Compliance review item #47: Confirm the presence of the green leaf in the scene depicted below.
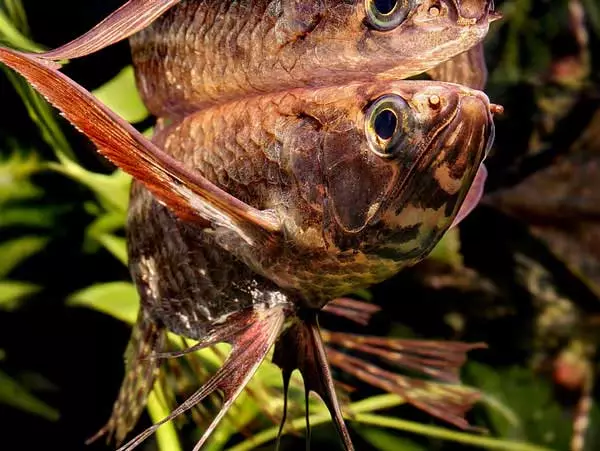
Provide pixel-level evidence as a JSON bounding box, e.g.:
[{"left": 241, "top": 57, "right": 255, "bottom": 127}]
[
  {"left": 0, "top": 369, "right": 59, "bottom": 421},
  {"left": 96, "top": 234, "right": 128, "bottom": 266},
  {"left": 47, "top": 162, "right": 131, "bottom": 214},
  {"left": 356, "top": 427, "right": 425, "bottom": 451},
  {"left": 0, "top": 205, "right": 60, "bottom": 229},
  {"left": 0, "top": 150, "right": 43, "bottom": 204},
  {"left": 0, "top": 9, "right": 43, "bottom": 52},
  {"left": 147, "top": 385, "right": 183, "bottom": 451},
  {"left": 428, "top": 227, "right": 463, "bottom": 267},
  {"left": 0, "top": 280, "right": 40, "bottom": 310},
  {"left": 92, "top": 66, "right": 149, "bottom": 124},
  {"left": 67, "top": 281, "right": 139, "bottom": 324},
  {"left": 84, "top": 209, "right": 128, "bottom": 264},
  {"left": 0, "top": 236, "right": 49, "bottom": 278},
  {"left": 467, "top": 362, "right": 572, "bottom": 449}
]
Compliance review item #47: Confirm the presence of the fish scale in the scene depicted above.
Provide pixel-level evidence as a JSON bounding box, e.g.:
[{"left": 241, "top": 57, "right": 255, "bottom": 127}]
[
  {"left": 0, "top": 1, "right": 501, "bottom": 449},
  {"left": 130, "top": 0, "right": 494, "bottom": 116}
]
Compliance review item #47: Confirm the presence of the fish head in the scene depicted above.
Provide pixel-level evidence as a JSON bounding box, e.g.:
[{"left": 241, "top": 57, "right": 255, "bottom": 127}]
[
  {"left": 309, "top": 80, "right": 495, "bottom": 260},
  {"left": 313, "top": 0, "right": 497, "bottom": 78}
]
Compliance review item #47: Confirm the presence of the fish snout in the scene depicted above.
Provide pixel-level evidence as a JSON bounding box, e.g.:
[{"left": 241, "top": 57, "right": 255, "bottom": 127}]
[{"left": 446, "top": 94, "right": 494, "bottom": 167}]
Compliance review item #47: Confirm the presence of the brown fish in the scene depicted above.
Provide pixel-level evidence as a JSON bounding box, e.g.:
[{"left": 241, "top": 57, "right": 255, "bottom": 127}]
[
  {"left": 0, "top": 45, "right": 496, "bottom": 449},
  {"left": 27, "top": 0, "right": 498, "bottom": 116}
]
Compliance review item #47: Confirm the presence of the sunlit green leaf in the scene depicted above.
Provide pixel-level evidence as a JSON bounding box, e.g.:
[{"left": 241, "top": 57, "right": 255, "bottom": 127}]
[
  {"left": 96, "top": 234, "right": 128, "bottom": 266},
  {"left": 0, "top": 150, "right": 43, "bottom": 204},
  {"left": 356, "top": 427, "right": 425, "bottom": 451},
  {"left": 92, "top": 66, "right": 149, "bottom": 124},
  {"left": 68, "top": 281, "right": 139, "bottom": 324},
  {"left": 47, "top": 161, "right": 131, "bottom": 214},
  {"left": 0, "top": 205, "right": 60, "bottom": 228},
  {"left": 0, "top": 9, "right": 43, "bottom": 52},
  {"left": 0, "top": 280, "right": 40, "bottom": 310},
  {"left": 0, "top": 236, "right": 49, "bottom": 278}
]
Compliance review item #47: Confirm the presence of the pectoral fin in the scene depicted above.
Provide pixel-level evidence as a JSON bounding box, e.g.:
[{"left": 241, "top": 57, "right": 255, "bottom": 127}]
[
  {"left": 34, "top": 0, "right": 181, "bottom": 62},
  {"left": 0, "top": 48, "right": 281, "bottom": 246},
  {"left": 451, "top": 164, "right": 488, "bottom": 229}
]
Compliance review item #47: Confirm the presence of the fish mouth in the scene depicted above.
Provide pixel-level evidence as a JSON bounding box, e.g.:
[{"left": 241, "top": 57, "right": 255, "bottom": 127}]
[
  {"left": 436, "top": 93, "right": 495, "bottom": 218},
  {"left": 395, "top": 92, "right": 494, "bottom": 215}
]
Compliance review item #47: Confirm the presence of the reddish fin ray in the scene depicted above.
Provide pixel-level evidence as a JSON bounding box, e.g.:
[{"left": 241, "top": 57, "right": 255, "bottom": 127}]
[
  {"left": 325, "top": 344, "right": 482, "bottom": 430},
  {"left": 322, "top": 298, "right": 382, "bottom": 326},
  {"left": 0, "top": 47, "right": 281, "bottom": 247},
  {"left": 115, "top": 306, "right": 285, "bottom": 451},
  {"left": 323, "top": 331, "right": 486, "bottom": 383}
]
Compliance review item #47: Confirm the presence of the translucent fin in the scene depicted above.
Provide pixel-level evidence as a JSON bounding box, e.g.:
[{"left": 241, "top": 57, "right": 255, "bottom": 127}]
[
  {"left": 451, "top": 164, "right": 488, "bottom": 229},
  {"left": 325, "top": 335, "right": 484, "bottom": 430},
  {"left": 322, "top": 298, "right": 381, "bottom": 326},
  {"left": 115, "top": 306, "right": 285, "bottom": 451},
  {"left": 323, "top": 331, "right": 486, "bottom": 384},
  {"left": 35, "top": 0, "right": 182, "bottom": 61},
  {"left": 273, "top": 312, "right": 355, "bottom": 451},
  {"left": 87, "top": 309, "right": 165, "bottom": 445}
]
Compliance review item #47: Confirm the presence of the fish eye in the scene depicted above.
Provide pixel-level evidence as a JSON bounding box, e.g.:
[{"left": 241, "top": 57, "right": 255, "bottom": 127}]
[
  {"left": 365, "top": 0, "right": 413, "bottom": 31},
  {"left": 365, "top": 94, "right": 410, "bottom": 158}
]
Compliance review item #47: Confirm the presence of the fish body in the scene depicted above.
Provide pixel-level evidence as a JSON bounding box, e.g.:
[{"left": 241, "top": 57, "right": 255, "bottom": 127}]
[
  {"left": 130, "top": 0, "right": 496, "bottom": 116},
  {"left": 128, "top": 81, "right": 494, "bottom": 336}
]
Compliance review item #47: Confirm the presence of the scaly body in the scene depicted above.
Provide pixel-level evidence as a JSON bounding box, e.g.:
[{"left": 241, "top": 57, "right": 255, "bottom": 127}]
[{"left": 130, "top": 0, "right": 496, "bottom": 115}]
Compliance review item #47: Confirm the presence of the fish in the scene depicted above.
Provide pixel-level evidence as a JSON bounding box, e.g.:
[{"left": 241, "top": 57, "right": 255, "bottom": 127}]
[
  {"left": 0, "top": 45, "right": 497, "bottom": 449},
  {"left": 24, "top": 0, "right": 499, "bottom": 116},
  {"left": 0, "top": 1, "right": 501, "bottom": 449}
]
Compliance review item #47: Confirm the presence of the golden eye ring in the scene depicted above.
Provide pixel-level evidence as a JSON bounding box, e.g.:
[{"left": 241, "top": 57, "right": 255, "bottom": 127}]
[
  {"left": 365, "top": 94, "right": 410, "bottom": 158},
  {"left": 365, "top": 0, "right": 414, "bottom": 31}
]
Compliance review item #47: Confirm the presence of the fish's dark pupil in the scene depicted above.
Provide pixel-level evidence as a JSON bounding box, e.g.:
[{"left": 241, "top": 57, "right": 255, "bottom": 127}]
[
  {"left": 374, "top": 0, "right": 398, "bottom": 14},
  {"left": 374, "top": 109, "right": 397, "bottom": 140}
]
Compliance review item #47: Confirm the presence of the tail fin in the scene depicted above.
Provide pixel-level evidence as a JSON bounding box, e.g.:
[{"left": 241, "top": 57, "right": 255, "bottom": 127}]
[
  {"left": 273, "top": 312, "right": 355, "bottom": 451},
  {"left": 323, "top": 332, "right": 485, "bottom": 430},
  {"left": 88, "top": 309, "right": 165, "bottom": 445},
  {"left": 115, "top": 306, "right": 285, "bottom": 451}
]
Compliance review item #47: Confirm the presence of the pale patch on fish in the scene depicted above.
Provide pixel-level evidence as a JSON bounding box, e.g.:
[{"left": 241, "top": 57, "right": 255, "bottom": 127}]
[{"left": 434, "top": 164, "right": 463, "bottom": 195}]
